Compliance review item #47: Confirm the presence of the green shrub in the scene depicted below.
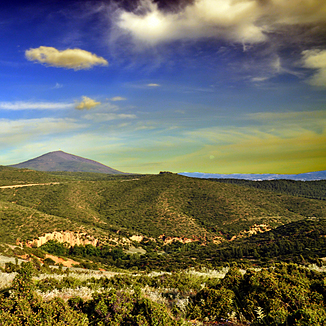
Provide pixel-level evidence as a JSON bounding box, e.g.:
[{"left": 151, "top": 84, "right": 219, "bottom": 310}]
[
  {"left": 187, "top": 286, "right": 235, "bottom": 321},
  {"left": 44, "top": 257, "right": 56, "bottom": 265},
  {"left": 81, "top": 289, "right": 179, "bottom": 326},
  {"left": 0, "top": 262, "right": 88, "bottom": 325}
]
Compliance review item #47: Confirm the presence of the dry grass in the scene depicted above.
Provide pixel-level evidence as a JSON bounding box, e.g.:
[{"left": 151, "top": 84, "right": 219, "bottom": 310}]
[{"left": 36, "top": 286, "right": 104, "bottom": 301}]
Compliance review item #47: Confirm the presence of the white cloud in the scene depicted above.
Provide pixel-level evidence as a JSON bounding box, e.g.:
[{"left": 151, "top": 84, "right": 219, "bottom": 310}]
[
  {"left": 147, "top": 83, "right": 160, "bottom": 87},
  {"left": 25, "top": 46, "right": 108, "bottom": 70},
  {"left": 75, "top": 96, "right": 101, "bottom": 110},
  {"left": 116, "top": 0, "right": 326, "bottom": 46},
  {"left": 110, "top": 96, "right": 127, "bottom": 101},
  {"left": 302, "top": 49, "right": 326, "bottom": 87},
  {"left": 83, "top": 113, "right": 136, "bottom": 121},
  {"left": 0, "top": 101, "right": 73, "bottom": 110},
  {"left": 117, "top": 0, "right": 266, "bottom": 45}
]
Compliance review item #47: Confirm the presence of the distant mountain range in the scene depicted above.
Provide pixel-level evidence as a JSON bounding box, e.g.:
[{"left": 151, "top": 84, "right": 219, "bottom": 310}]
[
  {"left": 9, "top": 150, "right": 125, "bottom": 174},
  {"left": 179, "top": 170, "right": 326, "bottom": 181}
]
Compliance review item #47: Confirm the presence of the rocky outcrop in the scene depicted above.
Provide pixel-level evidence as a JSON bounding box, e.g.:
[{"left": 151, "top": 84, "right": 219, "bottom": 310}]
[
  {"left": 230, "top": 224, "right": 271, "bottom": 241},
  {"left": 130, "top": 235, "right": 144, "bottom": 242},
  {"left": 159, "top": 235, "right": 201, "bottom": 245},
  {"left": 22, "top": 231, "right": 99, "bottom": 248}
]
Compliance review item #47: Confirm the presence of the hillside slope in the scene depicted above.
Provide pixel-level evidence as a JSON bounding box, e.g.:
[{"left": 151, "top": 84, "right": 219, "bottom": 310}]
[
  {"left": 0, "top": 172, "right": 326, "bottom": 245},
  {"left": 0, "top": 166, "right": 62, "bottom": 186},
  {"left": 211, "top": 179, "right": 326, "bottom": 201},
  {"left": 9, "top": 150, "right": 125, "bottom": 174}
]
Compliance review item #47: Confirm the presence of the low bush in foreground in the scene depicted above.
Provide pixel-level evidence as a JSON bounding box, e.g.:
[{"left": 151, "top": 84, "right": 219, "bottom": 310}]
[{"left": 1, "top": 261, "right": 326, "bottom": 325}]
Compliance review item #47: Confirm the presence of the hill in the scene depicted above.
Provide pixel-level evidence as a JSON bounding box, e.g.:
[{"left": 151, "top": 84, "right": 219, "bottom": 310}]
[
  {"left": 0, "top": 172, "right": 326, "bottom": 248},
  {"left": 211, "top": 178, "right": 326, "bottom": 201},
  {"left": 0, "top": 166, "right": 61, "bottom": 186},
  {"left": 9, "top": 150, "right": 125, "bottom": 174}
]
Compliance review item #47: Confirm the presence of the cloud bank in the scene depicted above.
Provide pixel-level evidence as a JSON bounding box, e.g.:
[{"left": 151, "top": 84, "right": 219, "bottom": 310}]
[
  {"left": 116, "top": 0, "right": 326, "bottom": 45},
  {"left": 75, "top": 96, "right": 101, "bottom": 110},
  {"left": 0, "top": 101, "right": 72, "bottom": 110},
  {"left": 25, "top": 46, "right": 108, "bottom": 70},
  {"left": 84, "top": 113, "right": 136, "bottom": 122}
]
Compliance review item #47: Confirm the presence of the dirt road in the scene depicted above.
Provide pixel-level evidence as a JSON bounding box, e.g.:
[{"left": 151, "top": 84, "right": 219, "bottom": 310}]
[{"left": 0, "top": 182, "right": 60, "bottom": 189}]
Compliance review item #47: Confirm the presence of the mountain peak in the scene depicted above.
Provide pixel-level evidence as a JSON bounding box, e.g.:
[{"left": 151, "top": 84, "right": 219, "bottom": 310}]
[{"left": 9, "top": 151, "right": 125, "bottom": 174}]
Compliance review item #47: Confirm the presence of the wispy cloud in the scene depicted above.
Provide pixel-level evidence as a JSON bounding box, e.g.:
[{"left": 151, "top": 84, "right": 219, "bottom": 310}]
[
  {"left": 178, "top": 120, "right": 326, "bottom": 174},
  {"left": 52, "top": 83, "right": 63, "bottom": 89},
  {"left": 245, "top": 110, "right": 326, "bottom": 134},
  {"left": 0, "top": 118, "right": 84, "bottom": 145},
  {"left": 246, "top": 110, "right": 326, "bottom": 122},
  {"left": 25, "top": 46, "right": 108, "bottom": 70},
  {"left": 251, "top": 77, "right": 269, "bottom": 82},
  {"left": 0, "top": 101, "right": 73, "bottom": 110},
  {"left": 181, "top": 130, "right": 326, "bottom": 174},
  {"left": 147, "top": 83, "right": 160, "bottom": 87},
  {"left": 75, "top": 96, "right": 101, "bottom": 110}
]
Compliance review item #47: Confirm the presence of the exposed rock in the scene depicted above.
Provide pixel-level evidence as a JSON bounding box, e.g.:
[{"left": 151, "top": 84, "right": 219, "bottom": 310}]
[
  {"left": 213, "top": 236, "right": 225, "bottom": 245},
  {"left": 130, "top": 235, "right": 144, "bottom": 242},
  {"left": 44, "top": 254, "right": 80, "bottom": 267},
  {"left": 21, "top": 231, "right": 99, "bottom": 248},
  {"left": 159, "top": 235, "right": 200, "bottom": 245},
  {"left": 230, "top": 224, "right": 271, "bottom": 241}
]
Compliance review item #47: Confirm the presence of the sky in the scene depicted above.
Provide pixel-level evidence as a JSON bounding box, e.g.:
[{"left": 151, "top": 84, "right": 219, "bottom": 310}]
[{"left": 1, "top": 0, "right": 326, "bottom": 174}]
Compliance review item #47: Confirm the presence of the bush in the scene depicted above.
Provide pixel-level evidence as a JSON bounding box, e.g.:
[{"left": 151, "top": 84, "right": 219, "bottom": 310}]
[
  {"left": 82, "top": 289, "right": 179, "bottom": 326},
  {"left": 0, "top": 262, "right": 89, "bottom": 325},
  {"left": 187, "top": 287, "right": 235, "bottom": 321},
  {"left": 44, "top": 257, "right": 56, "bottom": 265}
]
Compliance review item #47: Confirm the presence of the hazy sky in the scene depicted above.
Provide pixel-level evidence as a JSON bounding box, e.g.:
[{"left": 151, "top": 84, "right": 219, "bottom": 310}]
[{"left": 1, "top": 0, "right": 326, "bottom": 174}]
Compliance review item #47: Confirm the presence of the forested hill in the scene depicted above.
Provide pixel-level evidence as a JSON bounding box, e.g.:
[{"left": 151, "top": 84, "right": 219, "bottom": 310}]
[
  {"left": 1, "top": 171, "right": 326, "bottom": 245},
  {"left": 0, "top": 166, "right": 62, "bottom": 186},
  {"left": 181, "top": 218, "right": 326, "bottom": 266},
  {"left": 210, "top": 178, "right": 326, "bottom": 201}
]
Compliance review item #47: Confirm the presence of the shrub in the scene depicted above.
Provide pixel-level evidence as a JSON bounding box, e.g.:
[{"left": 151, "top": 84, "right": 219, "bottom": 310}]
[
  {"left": 0, "top": 262, "right": 89, "bottom": 325},
  {"left": 187, "top": 286, "right": 235, "bottom": 321},
  {"left": 81, "top": 289, "right": 179, "bottom": 326}
]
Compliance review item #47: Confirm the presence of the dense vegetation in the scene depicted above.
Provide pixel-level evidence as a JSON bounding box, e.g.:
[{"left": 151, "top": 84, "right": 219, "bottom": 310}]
[
  {"left": 35, "top": 218, "right": 326, "bottom": 272},
  {"left": 212, "top": 178, "right": 326, "bottom": 201},
  {"left": 0, "top": 166, "right": 61, "bottom": 186},
  {"left": 1, "top": 168, "right": 326, "bottom": 324},
  {"left": 1, "top": 260, "right": 326, "bottom": 325},
  {"left": 1, "top": 171, "right": 326, "bottom": 244},
  {"left": 48, "top": 171, "right": 147, "bottom": 181}
]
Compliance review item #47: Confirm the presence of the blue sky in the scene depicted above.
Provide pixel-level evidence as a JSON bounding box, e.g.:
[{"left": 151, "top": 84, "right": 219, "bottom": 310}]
[{"left": 1, "top": 0, "right": 326, "bottom": 174}]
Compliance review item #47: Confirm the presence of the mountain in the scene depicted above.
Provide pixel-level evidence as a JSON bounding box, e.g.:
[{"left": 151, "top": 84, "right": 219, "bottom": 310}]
[
  {"left": 9, "top": 150, "right": 125, "bottom": 174},
  {"left": 179, "top": 170, "right": 326, "bottom": 181}
]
